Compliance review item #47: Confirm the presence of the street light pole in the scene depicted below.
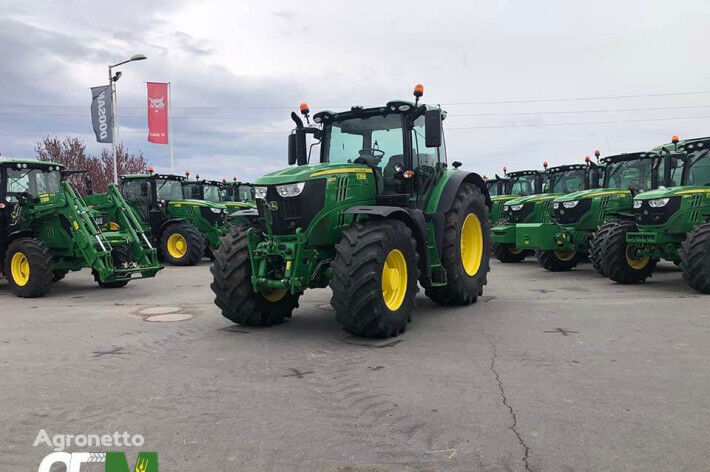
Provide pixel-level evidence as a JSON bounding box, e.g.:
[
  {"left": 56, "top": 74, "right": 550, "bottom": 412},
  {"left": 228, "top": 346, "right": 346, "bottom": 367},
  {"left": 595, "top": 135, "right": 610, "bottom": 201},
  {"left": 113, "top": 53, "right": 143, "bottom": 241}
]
[{"left": 108, "top": 54, "right": 147, "bottom": 184}]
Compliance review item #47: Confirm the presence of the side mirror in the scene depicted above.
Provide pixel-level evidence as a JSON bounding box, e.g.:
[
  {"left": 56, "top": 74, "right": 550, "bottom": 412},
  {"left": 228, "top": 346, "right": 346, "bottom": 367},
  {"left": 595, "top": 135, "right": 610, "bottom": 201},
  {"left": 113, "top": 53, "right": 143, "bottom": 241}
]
[
  {"left": 425, "top": 109, "right": 442, "bottom": 148},
  {"left": 288, "top": 129, "right": 308, "bottom": 166},
  {"left": 140, "top": 181, "right": 149, "bottom": 197}
]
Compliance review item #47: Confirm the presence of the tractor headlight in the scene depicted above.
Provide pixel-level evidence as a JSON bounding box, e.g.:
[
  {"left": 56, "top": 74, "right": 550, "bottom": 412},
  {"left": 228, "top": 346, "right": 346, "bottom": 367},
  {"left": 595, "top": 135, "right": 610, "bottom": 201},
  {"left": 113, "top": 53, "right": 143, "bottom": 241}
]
[
  {"left": 633, "top": 200, "right": 642, "bottom": 209},
  {"left": 553, "top": 202, "right": 560, "bottom": 209},
  {"left": 254, "top": 186, "right": 268, "bottom": 199},
  {"left": 648, "top": 198, "right": 670, "bottom": 208},
  {"left": 209, "top": 207, "right": 223, "bottom": 214},
  {"left": 562, "top": 200, "right": 579, "bottom": 209},
  {"left": 276, "top": 182, "right": 305, "bottom": 198},
  {"left": 509, "top": 204, "right": 524, "bottom": 211}
]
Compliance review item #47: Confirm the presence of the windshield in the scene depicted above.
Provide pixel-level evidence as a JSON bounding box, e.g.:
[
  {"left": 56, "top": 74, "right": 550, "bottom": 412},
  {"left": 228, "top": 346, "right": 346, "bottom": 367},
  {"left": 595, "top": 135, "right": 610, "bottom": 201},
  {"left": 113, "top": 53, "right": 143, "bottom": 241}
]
[
  {"left": 203, "top": 184, "right": 221, "bottom": 202},
  {"left": 156, "top": 179, "right": 184, "bottom": 201},
  {"left": 322, "top": 114, "right": 404, "bottom": 172},
  {"left": 549, "top": 169, "right": 586, "bottom": 193},
  {"left": 238, "top": 185, "right": 254, "bottom": 202},
  {"left": 510, "top": 175, "right": 537, "bottom": 196},
  {"left": 685, "top": 151, "right": 710, "bottom": 186},
  {"left": 604, "top": 159, "right": 654, "bottom": 191},
  {"left": 486, "top": 181, "right": 499, "bottom": 196},
  {"left": 6, "top": 168, "right": 61, "bottom": 201}
]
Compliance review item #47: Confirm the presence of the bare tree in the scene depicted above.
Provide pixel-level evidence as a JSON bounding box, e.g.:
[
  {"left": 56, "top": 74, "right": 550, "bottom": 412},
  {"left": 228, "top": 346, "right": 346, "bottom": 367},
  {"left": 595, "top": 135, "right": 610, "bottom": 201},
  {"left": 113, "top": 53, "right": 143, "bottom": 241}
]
[{"left": 35, "top": 137, "right": 150, "bottom": 194}]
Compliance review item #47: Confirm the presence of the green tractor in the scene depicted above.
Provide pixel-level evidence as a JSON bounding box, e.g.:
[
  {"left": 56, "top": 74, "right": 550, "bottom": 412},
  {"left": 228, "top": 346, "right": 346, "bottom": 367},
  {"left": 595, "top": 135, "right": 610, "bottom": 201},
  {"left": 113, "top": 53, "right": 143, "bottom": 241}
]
[
  {"left": 0, "top": 159, "right": 161, "bottom": 297},
  {"left": 120, "top": 170, "right": 229, "bottom": 266},
  {"left": 210, "top": 87, "right": 492, "bottom": 338},
  {"left": 182, "top": 174, "right": 256, "bottom": 226},
  {"left": 489, "top": 168, "right": 544, "bottom": 225},
  {"left": 548, "top": 149, "right": 666, "bottom": 274},
  {"left": 219, "top": 178, "right": 256, "bottom": 212},
  {"left": 491, "top": 161, "right": 600, "bottom": 266},
  {"left": 599, "top": 136, "right": 710, "bottom": 291}
]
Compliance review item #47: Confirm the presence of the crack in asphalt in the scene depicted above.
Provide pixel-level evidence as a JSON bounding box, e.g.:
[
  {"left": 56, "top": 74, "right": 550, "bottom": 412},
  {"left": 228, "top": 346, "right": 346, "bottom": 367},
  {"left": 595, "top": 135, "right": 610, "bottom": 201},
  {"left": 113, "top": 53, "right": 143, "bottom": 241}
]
[{"left": 488, "top": 338, "right": 532, "bottom": 472}]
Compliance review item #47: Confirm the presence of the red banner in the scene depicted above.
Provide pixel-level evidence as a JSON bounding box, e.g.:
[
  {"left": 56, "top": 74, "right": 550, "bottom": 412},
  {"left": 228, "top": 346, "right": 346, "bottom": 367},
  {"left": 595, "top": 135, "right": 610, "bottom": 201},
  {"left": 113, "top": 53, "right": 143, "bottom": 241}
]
[{"left": 147, "top": 82, "right": 169, "bottom": 144}]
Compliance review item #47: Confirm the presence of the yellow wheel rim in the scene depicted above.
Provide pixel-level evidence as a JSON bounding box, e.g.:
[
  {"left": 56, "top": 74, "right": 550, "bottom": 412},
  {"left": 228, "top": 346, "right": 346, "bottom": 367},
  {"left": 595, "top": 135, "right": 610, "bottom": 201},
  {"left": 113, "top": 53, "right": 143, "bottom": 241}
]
[
  {"left": 260, "top": 287, "right": 288, "bottom": 303},
  {"left": 626, "top": 245, "right": 649, "bottom": 270},
  {"left": 10, "top": 252, "right": 30, "bottom": 287},
  {"left": 166, "top": 233, "right": 188, "bottom": 259},
  {"left": 554, "top": 250, "right": 576, "bottom": 262},
  {"left": 382, "top": 249, "right": 408, "bottom": 311},
  {"left": 509, "top": 246, "right": 523, "bottom": 255},
  {"left": 461, "top": 213, "right": 484, "bottom": 276}
]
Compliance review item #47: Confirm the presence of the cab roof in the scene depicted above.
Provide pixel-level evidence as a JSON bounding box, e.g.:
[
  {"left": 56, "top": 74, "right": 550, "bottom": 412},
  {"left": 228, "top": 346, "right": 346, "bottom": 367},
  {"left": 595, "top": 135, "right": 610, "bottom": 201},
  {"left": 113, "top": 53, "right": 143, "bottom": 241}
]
[
  {"left": 122, "top": 173, "right": 185, "bottom": 181},
  {"left": 546, "top": 164, "right": 589, "bottom": 173},
  {"left": 506, "top": 169, "right": 540, "bottom": 178},
  {"left": 600, "top": 151, "right": 658, "bottom": 164},
  {"left": 0, "top": 158, "right": 64, "bottom": 168},
  {"left": 313, "top": 102, "right": 446, "bottom": 125}
]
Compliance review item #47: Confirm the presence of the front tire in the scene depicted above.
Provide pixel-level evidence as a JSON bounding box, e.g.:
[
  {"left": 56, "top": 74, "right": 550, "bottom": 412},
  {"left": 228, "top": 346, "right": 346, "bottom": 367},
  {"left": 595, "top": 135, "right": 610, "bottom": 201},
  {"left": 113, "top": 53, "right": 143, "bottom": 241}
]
[
  {"left": 681, "top": 223, "right": 710, "bottom": 293},
  {"left": 589, "top": 221, "right": 618, "bottom": 276},
  {"left": 599, "top": 220, "right": 657, "bottom": 284},
  {"left": 538, "top": 249, "right": 579, "bottom": 272},
  {"left": 211, "top": 226, "right": 300, "bottom": 326},
  {"left": 330, "top": 220, "right": 419, "bottom": 338},
  {"left": 4, "top": 238, "right": 53, "bottom": 298},
  {"left": 161, "top": 222, "right": 205, "bottom": 266},
  {"left": 492, "top": 217, "right": 526, "bottom": 263},
  {"left": 425, "top": 183, "right": 490, "bottom": 305}
]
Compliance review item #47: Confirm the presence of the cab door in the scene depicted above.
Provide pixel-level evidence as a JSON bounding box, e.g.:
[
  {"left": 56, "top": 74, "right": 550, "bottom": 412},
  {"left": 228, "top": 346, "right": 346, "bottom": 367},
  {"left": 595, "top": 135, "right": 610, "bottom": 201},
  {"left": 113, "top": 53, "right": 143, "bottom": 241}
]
[{"left": 411, "top": 114, "right": 445, "bottom": 209}]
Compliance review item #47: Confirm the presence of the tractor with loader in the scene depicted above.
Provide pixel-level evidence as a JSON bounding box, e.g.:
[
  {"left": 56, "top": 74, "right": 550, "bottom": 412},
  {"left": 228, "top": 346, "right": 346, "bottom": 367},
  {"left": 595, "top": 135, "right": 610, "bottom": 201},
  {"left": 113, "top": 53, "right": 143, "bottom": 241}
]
[
  {"left": 0, "top": 159, "right": 161, "bottom": 297},
  {"left": 210, "top": 86, "right": 492, "bottom": 338},
  {"left": 598, "top": 136, "right": 710, "bottom": 292},
  {"left": 120, "top": 170, "right": 229, "bottom": 266},
  {"left": 491, "top": 160, "right": 601, "bottom": 267}
]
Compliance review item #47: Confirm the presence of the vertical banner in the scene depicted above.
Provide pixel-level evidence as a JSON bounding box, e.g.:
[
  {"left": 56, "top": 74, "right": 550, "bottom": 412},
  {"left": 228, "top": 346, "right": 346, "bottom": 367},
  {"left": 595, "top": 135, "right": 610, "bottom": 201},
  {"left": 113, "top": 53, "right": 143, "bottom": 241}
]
[
  {"left": 147, "top": 82, "right": 169, "bottom": 144},
  {"left": 90, "top": 85, "right": 113, "bottom": 143}
]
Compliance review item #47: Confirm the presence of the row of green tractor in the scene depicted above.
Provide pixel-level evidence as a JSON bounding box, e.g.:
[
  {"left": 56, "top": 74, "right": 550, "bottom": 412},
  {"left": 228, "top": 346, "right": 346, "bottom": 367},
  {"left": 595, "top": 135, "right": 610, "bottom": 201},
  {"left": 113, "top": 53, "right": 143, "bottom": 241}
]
[
  {"left": 0, "top": 160, "right": 255, "bottom": 297},
  {"left": 486, "top": 135, "right": 710, "bottom": 293}
]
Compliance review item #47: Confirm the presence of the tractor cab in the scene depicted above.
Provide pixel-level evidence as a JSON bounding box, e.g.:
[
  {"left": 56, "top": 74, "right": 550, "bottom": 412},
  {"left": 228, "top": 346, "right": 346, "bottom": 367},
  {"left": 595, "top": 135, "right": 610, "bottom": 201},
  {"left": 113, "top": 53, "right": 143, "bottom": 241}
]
[
  {"left": 504, "top": 170, "right": 543, "bottom": 196},
  {"left": 221, "top": 180, "right": 255, "bottom": 204},
  {"left": 183, "top": 177, "right": 222, "bottom": 203}
]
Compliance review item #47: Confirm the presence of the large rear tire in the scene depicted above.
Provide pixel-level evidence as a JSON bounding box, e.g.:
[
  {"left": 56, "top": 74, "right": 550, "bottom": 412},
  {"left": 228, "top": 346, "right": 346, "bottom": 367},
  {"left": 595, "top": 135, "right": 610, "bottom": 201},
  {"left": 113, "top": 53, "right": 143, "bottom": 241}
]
[
  {"left": 4, "top": 238, "right": 53, "bottom": 298},
  {"left": 211, "top": 226, "right": 300, "bottom": 326},
  {"left": 425, "top": 183, "right": 490, "bottom": 305},
  {"left": 599, "top": 220, "right": 657, "bottom": 284},
  {"left": 681, "top": 223, "right": 710, "bottom": 293},
  {"left": 161, "top": 222, "right": 205, "bottom": 266},
  {"left": 538, "top": 249, "right": 579, "bottom": 272},
  {"left": 331, "top": 220, "right": 419, "bottom": 338}
]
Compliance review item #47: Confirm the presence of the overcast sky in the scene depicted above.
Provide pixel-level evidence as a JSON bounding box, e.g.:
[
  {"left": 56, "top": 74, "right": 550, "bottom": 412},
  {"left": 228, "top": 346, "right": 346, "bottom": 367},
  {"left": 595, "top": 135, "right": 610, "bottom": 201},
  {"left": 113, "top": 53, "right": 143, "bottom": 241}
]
[{"left": 2, "top": 0, "right": 710, "bottom": 181}]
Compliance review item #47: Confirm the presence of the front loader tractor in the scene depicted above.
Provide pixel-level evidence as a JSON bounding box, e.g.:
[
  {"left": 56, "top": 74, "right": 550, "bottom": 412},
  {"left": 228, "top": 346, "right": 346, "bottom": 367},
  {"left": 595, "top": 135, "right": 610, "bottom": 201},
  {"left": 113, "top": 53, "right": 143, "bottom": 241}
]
[
  {"left": 599, "top": 136, "right": 710, "bottom": 291},
  {"left": 491, "top": 161, "right": 601, "bottom": 267},
  {"left": 211, "top": 86, "right": 492, "bottom": 338},
  {"left": 120, "top": 170, "right": 229, "bottom": 266},
  {"left": 0, "top": 159, "right": 161, "bottom": 297}
]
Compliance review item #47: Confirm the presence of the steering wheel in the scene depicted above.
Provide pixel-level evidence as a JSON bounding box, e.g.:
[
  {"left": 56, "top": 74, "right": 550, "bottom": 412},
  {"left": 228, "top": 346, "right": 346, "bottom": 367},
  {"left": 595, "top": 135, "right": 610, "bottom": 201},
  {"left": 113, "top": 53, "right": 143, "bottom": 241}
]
[{"left": 354, "top": 148, "right": 385, "bottom": 166}]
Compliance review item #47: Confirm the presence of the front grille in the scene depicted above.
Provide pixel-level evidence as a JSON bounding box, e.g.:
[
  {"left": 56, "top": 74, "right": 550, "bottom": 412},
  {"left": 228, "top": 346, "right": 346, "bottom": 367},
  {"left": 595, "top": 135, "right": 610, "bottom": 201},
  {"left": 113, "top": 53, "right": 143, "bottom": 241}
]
[
  {"left": 257, "top": 179, "right": 326, "bottom": 235},
  {"left": 554, "top": 199, "right": 592, "bottom": 224},
  {"left": 634, "top": 196, "right": 681, "bottom": 225},
  {"left": 506, "top": 202, "right": 535, "bottom": 223},
  {"left": 200, "top": 206, "right": 227, "bottom": 226}
]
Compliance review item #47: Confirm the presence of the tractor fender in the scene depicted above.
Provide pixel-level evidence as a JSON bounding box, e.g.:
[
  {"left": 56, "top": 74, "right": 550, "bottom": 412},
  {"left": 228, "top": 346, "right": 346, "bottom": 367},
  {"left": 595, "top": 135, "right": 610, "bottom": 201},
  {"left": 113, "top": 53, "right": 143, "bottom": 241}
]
[
  {"left": 343, "top": 206, "right": 431, "bottom": 280},
  {"left": 159, "top": 218, "right": 187, "bottom": 235},
  {"left": 435, "top": 171, "right": 492, "bottom": 214}
]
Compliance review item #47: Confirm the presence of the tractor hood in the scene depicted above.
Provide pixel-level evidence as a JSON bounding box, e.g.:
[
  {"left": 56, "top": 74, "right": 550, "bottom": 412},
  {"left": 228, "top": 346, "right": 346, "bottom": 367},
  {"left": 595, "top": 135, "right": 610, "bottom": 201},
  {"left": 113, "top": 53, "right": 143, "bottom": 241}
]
[
  {"left": 505, "top": 193, "right": 561, "bottom": 205},
  {"left": 555, "top": 188, "right": 630, "bottom": 202},
  {"left": 168, "top": 199, "right": 227, "bottom": 209},
  {"left": 634, "top": 186, "right": 708, "bottom": 200},
  {"left": 255, "top": 163, "right": 372, "bottom": 185}
]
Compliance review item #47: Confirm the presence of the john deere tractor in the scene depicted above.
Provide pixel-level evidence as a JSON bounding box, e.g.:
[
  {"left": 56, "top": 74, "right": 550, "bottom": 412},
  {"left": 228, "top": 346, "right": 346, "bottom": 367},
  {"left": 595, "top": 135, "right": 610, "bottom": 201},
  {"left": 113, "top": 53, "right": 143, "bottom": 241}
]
[
  {"left": 491, "top": 161, "right": 600, "bottom": 266},
  {"left": 599, "top": 136, "right": 710, "bottom": 291},
  {"left": 182, "top": 174, "right": 223, "bottom": 203},
  {"left": 211, "top": 86, "right": 492, "bottom": 338},
  {"left": 488, "top": 168, "right": 544, "bottom": 225},
  {"left": 0, "top": 159, "right": 161, "bottom": 297},
  {"left": 120, "top": 170, "right": 229, "bottom": 266},
  {"left": 219, "top": 178, "right": 256, "bottom": 212}
]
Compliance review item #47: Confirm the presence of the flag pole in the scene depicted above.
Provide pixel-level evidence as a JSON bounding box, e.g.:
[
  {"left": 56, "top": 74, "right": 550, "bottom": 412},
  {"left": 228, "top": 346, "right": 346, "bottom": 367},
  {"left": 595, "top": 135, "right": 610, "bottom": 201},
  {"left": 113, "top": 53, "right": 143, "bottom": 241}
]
[
  {"left": 109, "top": 65, "right": 119, "bottom": 184},
  {"left": 168, "top": 82, "right": 175, "bottom": 173}
]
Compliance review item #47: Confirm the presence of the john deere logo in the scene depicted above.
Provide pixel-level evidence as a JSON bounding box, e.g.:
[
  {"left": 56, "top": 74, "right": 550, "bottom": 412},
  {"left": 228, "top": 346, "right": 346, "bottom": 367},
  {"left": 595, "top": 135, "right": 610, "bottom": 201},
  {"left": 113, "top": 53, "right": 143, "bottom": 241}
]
[
  {"left": 268, "top": 201, "right": 279, "bottom": 211},
  {"left": 38, "top": 451, "right": 158, "bottom": 472}
]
